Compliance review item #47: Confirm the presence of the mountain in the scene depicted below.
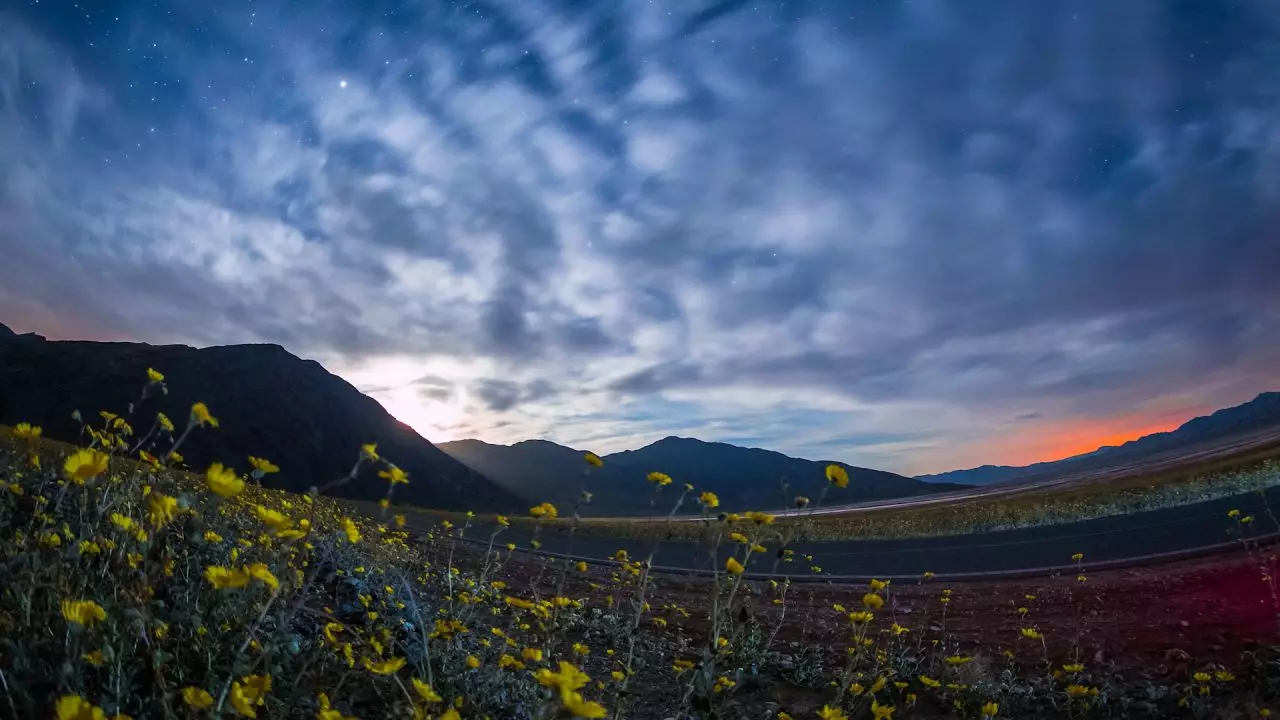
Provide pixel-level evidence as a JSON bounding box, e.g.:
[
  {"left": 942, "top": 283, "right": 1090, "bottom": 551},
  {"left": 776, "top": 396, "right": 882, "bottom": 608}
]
[
  {"left": 917, "top": 391, "right": 1280, "bottom": 486},
  {"left": 439, "top": 436, "right": 967, "bottom": 515},
  {"left": 0, "top": 327, "right": 523, "bottom": 512}
]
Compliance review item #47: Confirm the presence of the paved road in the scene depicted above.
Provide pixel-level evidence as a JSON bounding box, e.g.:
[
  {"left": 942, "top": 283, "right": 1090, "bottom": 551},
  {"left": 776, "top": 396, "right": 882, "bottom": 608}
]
[{"left": 456, "top": 485, "right": 1280, "bottom": 579}]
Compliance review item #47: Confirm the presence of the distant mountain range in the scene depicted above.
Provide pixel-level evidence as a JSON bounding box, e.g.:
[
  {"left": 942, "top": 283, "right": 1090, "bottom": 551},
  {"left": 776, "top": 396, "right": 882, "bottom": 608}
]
[
  {"left": 916, "top": 391, "right": 1280, "bottom": 486},
  {"left": 0, "top": 321, "right": 522, "bottom": 512},
  {"left": 439, "top": 436, "right": 968, "bottom": 515}
]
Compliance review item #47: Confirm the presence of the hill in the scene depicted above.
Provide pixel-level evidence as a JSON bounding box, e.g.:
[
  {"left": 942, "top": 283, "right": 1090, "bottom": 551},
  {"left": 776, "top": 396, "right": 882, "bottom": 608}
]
[
  {"left": 439, "top": 435, "right": 966, "bottom": 515},
  {"left": 0, "top": 322, "right": 523, "bottom": 512},
  {"left": 917, "top": 391, "right": 1280, "bottom": 486}
]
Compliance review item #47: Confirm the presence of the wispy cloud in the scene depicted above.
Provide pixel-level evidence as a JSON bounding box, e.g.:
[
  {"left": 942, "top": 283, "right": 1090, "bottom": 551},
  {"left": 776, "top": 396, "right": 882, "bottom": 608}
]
[{"left": 2, "top": 1, "right": 1279, "bottom": 474}]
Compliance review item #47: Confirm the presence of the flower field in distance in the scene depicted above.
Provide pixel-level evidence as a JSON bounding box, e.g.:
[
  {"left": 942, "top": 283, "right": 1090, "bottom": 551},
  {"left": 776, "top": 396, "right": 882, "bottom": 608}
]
[{"left": 2, "top": 368, "right": 1279, "bottom": 718}]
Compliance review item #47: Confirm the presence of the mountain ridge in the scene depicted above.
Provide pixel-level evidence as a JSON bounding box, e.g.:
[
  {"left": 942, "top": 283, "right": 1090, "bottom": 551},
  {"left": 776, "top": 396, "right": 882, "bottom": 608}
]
[
  {"left": 440, "top": 435, "right": 967, "bottom": 515},
  {"left": 916, "top": 391, "right": 1280, "bottom": 486},
  {"left": 0, "top": 327, "right": 524, "bottom": 512}
]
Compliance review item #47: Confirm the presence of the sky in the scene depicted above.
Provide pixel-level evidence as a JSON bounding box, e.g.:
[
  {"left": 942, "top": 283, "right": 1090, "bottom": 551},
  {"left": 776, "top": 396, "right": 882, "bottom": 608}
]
[{"left": 2, "top": 1, "right": 1279, "bottom": 476}]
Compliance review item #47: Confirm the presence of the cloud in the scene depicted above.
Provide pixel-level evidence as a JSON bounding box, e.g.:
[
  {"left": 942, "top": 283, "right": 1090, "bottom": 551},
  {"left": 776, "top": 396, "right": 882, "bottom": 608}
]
[{"left": 2, "top": 1, "right": 1280, "bottom": 475}]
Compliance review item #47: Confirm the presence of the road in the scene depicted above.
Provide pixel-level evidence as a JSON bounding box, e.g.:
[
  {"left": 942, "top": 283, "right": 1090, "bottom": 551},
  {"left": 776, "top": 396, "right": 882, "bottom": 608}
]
[{"left": 456, "top": 485, "right": 1280, "bottom": 580}]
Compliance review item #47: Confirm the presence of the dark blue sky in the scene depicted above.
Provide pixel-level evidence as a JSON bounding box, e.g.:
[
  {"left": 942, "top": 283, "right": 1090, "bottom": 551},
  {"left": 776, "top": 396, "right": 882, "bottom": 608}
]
[{"left": 2, "top": 0, "right": 1278, "bottom": 474}]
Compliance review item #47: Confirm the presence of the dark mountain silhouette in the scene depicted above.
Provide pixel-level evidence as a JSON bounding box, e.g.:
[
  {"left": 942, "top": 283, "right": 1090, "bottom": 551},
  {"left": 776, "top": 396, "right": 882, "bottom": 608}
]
[
  {"left": 0, "top": 326, "right": 523, "bottom": 512},
  {"left": 917, "top": 391, "right": 1280, "bottom": 486},
  {"left": 439, "top": 435, "right": 967, "bottom": 515}
]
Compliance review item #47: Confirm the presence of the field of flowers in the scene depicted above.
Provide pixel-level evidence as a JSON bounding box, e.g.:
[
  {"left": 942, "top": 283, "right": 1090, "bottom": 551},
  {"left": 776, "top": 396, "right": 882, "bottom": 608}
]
[{"left": 2, "top": 368, "right": 1280, "bottom": 719}]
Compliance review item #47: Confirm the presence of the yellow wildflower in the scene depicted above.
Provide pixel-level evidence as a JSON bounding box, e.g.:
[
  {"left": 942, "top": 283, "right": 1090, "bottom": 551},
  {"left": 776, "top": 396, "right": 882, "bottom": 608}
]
[
  {"left": 583, "top": 451, "right": 603, "bottom": 467},
  {"left": 341, "top": 518, "right": 361, "bottom": 543},
  {"left": 61, "top": 599, "right": 106, "bottom": 627},
  {"left": 205, "top": 463, "right": 245, "bottom": 498},
  {"left": 146, "top": 367, "right": 165, "bottom": 383},
  {"left": 817, "top": 705, "right": 848, "bottom": 720},
  {"left": 255, "top": 506, "right": 293, "bottom": 534},
  {"left": 247, "top": 456, "right": 279, "bottom": 475},
  {"left": 726, "top": 557, "right": 745, "bottom": 575},
  {"left": 647, "top": 471, "right": 673, "bottom": 486},
  {"left": 870, "top": 701, "right": 895, "bottom": 720},
  {"left": 190, "top": 402, "right": 219, "bottom": 428},
  {"left": 64, "top": 449, "right": 109, "bottom": 484},
  {"left": 863, "top": 593, "right": 884, "bottom": 610},
  {"left": 157, "top": 413, "right": 175, "bottom": 433},
  {"left": 55, "top": 696, "right": 105, "bottom": 720},
  {"left": 363, "top": 656, "right": 406, "bottom": 675},
  {"left": 412, "top": 678, "right": 442, "bottom": 703},
  {"left": 361, "top": 443, "right": 379, "bottom": 461},
  {"left": 981, "top": 701, "right": 999, "bottom": 717},
  {"left": 1020, "top": 628, "right": 1042, "bottom": 640},
  {"left": 699, "top": 491, "right": 720, "bottom": 508},
  {"left": 14, "top": 422, "right": 41, "bottom": 440},
  {"left": 146, "top": 491, "right": 179, "bottom": 528},
  {"left": 229, "top": 675, "right": 271, "bottom": 718},
  {"left": 529, "top": 502, "right": 558, "bottom": 519},
  {"left": 246, "top": 563, "right": 279, "bottom": 591},
  {"left": 205, "top": 565, "right": 251, "bottom": 590},
  {"left": 378, "top": 466, "right": 409, "bottom": 484},
  {"left": 918, "top": 675, "right": 941, "bottom": 688},
  {"left": 82, "top": 650, "right": 106, "bottom": 666},
  {"left": 825, "top": 464, "right": 850, "bottom": 488}
]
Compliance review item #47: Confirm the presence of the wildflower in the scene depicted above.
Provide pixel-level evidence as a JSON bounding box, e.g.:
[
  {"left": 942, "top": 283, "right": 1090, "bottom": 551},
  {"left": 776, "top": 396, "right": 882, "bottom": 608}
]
[
  {"left": 869, "top": 578, "right": 890, "bottom": 591},
  {"left": 412, "top": 678, "right": 443, "bottom": 703},
  {"left": 55, "top": 696, "right": 108, "bottom": 720},
  {"left": 363, "top": 656, "right": 406, "bottom": 675},
  {"left": 673, "top": 659, "right": 695, "bottom": 673},
  {"left": 496, "top": 514, "right": 510, "bottom": 526},
  {"left": 795, "top": 495, "right": 810, "bottom": 508},
  {"left": 378, "top": 466, "right": 408, "bottom": 485},
  {"left": 699, "top": 491, "right": 720, "bottom": 508},
  {"left": 394, "top": 514, "right": 406, "bottom": 528},
  {"left": 157, "top": 412, "right": 175, "bottom": 433},
  {"left": 573, "top": 642, "right": 589, "bottom": 655},
  {"left": 248, "top": 456, "right": 279, "bottom": 475},
  {"left": 1071, "top": 552, "right": 1084, "bottom": 561},
  {"left": 1020, "top": 628, "right": 1042, "bottom": 640},
  {"left": 177, "top": 687, "right": 214, "bottom": 711},
  {"left": 229, "top": 674, "right": 272, "bottom": 718},
  {"left": 1065, "top": 684, "right": 1098, "bottom": 699},
  {"left": 206, "top": 565, "right": 251, "bottom": 590},
  {"left": 583, "top": 451, "right": 603, "bottom": 467},
  {"left": 870, "top": 701, "right": 894, "bottom": 720},
  {"left": 981, "top": 701, "right": 999, "bottom": 718},
  {"left": 61, "top": 599, "right": 107, "bottom": 627},
  {"left": 817, "top": 705, "right": 848, "bottom": 720},
  {"left": 13, "top": 422, "right": 41, "bottom": 440},
  {"left": 145, "top": 367, "right": 165, "bottom": 383},
  {"left": 190, "top": 402, "right": 219, "bottom": 428},
  {"left": 529, "top": 502, "right": 558, "bottom": 519},
  {"left": 64, "top": 449, "right": 109, "bottom": 484},
  {"left": 1062, "top": 663, "right": 1084, "bottom": 673},
  {"left": 146, "top": 491, "right": 179, "bottom": 528},
  {"left": 6, "top": 482, "right": 23, "bottom": 496},
  {"left": 1243, "top": 515, "right": 1255, "bottom": 524},
  {"left": 246, "top": 563, "right": 280, "bottom": 591},
  {"left": 945, "top": 655, "right": 972, "bottom": 665},
  {"left": 206, "top": 463, "right": 245, "bottom": 498},
  {"left": 726, "top": 557, "right": 745, "bottom": 575},
  {"left": 745, "top": 511, "right": 776, "bottom": 525},
  {"left": 521, "top": 647, "right": 543, "bottom": 662},
  {"left": 466, "top": 655, "right": 481, "bottom": 669},
  {"left": 255, "top": 506, "right": 293, "bottom": 534},
  {"left": 825, "top": 464, "right": 850, "bottom": 488},
  {"left": 576, "top": 561, "right": 588, "bottom": 572},
  {"left": 919, "top": 675, "right": 941, "bottom": 688},
  {"left": 863, "top": 593, "right": 884, "bottom": 610},
  {"left": 1215, "top": 670, "right": 1235, "bottom": 682},
  {"left": 82, "top": 650, "right": 106, "bottom": 666},
  {"left": 204, "top": 530, "right": 224, "bottom": 543},
  {"left": 647, "top": 471, "right": 673, "bottom": 486}
]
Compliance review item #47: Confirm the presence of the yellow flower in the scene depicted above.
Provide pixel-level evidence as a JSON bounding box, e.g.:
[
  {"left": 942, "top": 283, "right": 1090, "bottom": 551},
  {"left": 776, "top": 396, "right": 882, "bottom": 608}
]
[
  {"left": 1065, "top": 684, "right": 1098, "bottom": 699},
  {"left": 981, "top": 701, "right": 999, "bottom": 717},
  {"left": 337, "top": 517, "right": 361, "bottom": 543},
  {"left": 378, "top": 466, "right": 409, "bottom": 484},
  {"left": 246, "top": 563, "right": 280, "bottom": 591},
  {"left": 572, "top": 643, "right": 590, "bottom": 655},
  {"left": 255, "top": 506, "right": 293, "bottom": 534},
  {"left": 55, "top": 695, "right": 105, "bottom": 720},
  {"left": 699, "top": 491, "right": 720, "bottom": 509},
  {"left": 206, "top": 463, "right": 245, "bottom": 498},
  {"left": 1020, "top": 628, "right": 1042, "bottom": 640},
  {"left": 647, "top": 471, "right": 673, "bottom": 486},
  {"left": 869, "top": 578, "right": 890, "bottom": 591},
  {"left": 863, "top": 593, "right": 884, "bottom": 610},
  {"left": 82, "top": 650, "right": 106, "bottom": 666},
  {"left": 6, "top": 482, "right": 24, "bottom": 496},
  {"left": 1062, "top": 663, "right": 1084, "bottom": 673},
  {"left": 145, "top": 367, "right": 165, "bottom": 383},
  {"left": 726, "top": 557, "right": 745, "bottom": 575},
  {"left": 825, "top": 464, "right": 850, "bottom": 488},
  {"left": 583, "top": 451, "right": 603, "bottom": 467},
  {"left": 412, "top": 677, "right": 442, "bottom": 703},
  {"left": 204, "top": 530, "right": 224, "bottom": 543},
  {"left": 146, "top": 491, "right": 179, "bottom": 528},
  {"left": 817, "top": 705, "right": 848, "bottom": 720},
  {"left": 466, "top": 655, "right": 481, "bottom": 669},
  {"left": 248, "top": 456, "right": 279, "bottom": 475},
  {"left": 361, "top": 443, "right": 379, "bottom": 461},
  {"left": 1215, "top": 670, "right": 1235, "bottom": 682},
  {"left": 316, "top": 692, "right": 357, "bottom": 720},
  {"left": 529, "top": 502, "right": 558, "bottom": 519},
  {"left": 871, "top": 701, "right": 895, "bottom": 720},
  {"left": 363, "top": 656, "right": 406, "bottom": 675},
  {"left": 64, "top": 449, "right": 109, "bottom": 484},
  {"left": 61, "top": 599, "right": 107, "bottom": 627},
  {"left": 918, "top": 675, "right": 941, "bottom": 688},
  {"left": 157, "top": 412, "right": 175, "bottom": 433},
  {"left": 190, "top": 402, "right": 219, "bottom": 428},
  {"left": 13, "top": 422, "right": 41, "bottom": 440},
  {"left": 847, "top": 611, "right": 874, "bottom": 624},
  {"left": 229, "top": 675, "right": 272, "bottom": 718},
  {"left": 180, "top": 687, "right": 213, "bottom": 710},
  {"left": 522, "top": 647, "right": 544, "bottom": 662},
  {"left": 205, "top": 565, "right": 251, "bottom": 590},
  {"left": 744, "top": 511, "right": 776, "bottom": 525},
  {"left": 944, "top": 655, "right": 972, "bottom": 666},
  {"left": 1071, "top": 552, "right": 1084, "bottom": 562}
]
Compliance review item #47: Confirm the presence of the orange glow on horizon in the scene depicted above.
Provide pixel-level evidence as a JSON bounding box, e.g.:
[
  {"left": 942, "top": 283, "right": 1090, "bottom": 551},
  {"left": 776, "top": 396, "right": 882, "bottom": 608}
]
[{"left": 977, "top": 411, "right": 1204, "bottom": 469}]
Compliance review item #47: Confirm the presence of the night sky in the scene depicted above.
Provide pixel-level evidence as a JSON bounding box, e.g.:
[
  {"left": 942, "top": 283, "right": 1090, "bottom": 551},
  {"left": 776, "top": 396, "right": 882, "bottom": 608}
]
[{"left": 2, "top": 1, "right": 1278, "bottom": 475}]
